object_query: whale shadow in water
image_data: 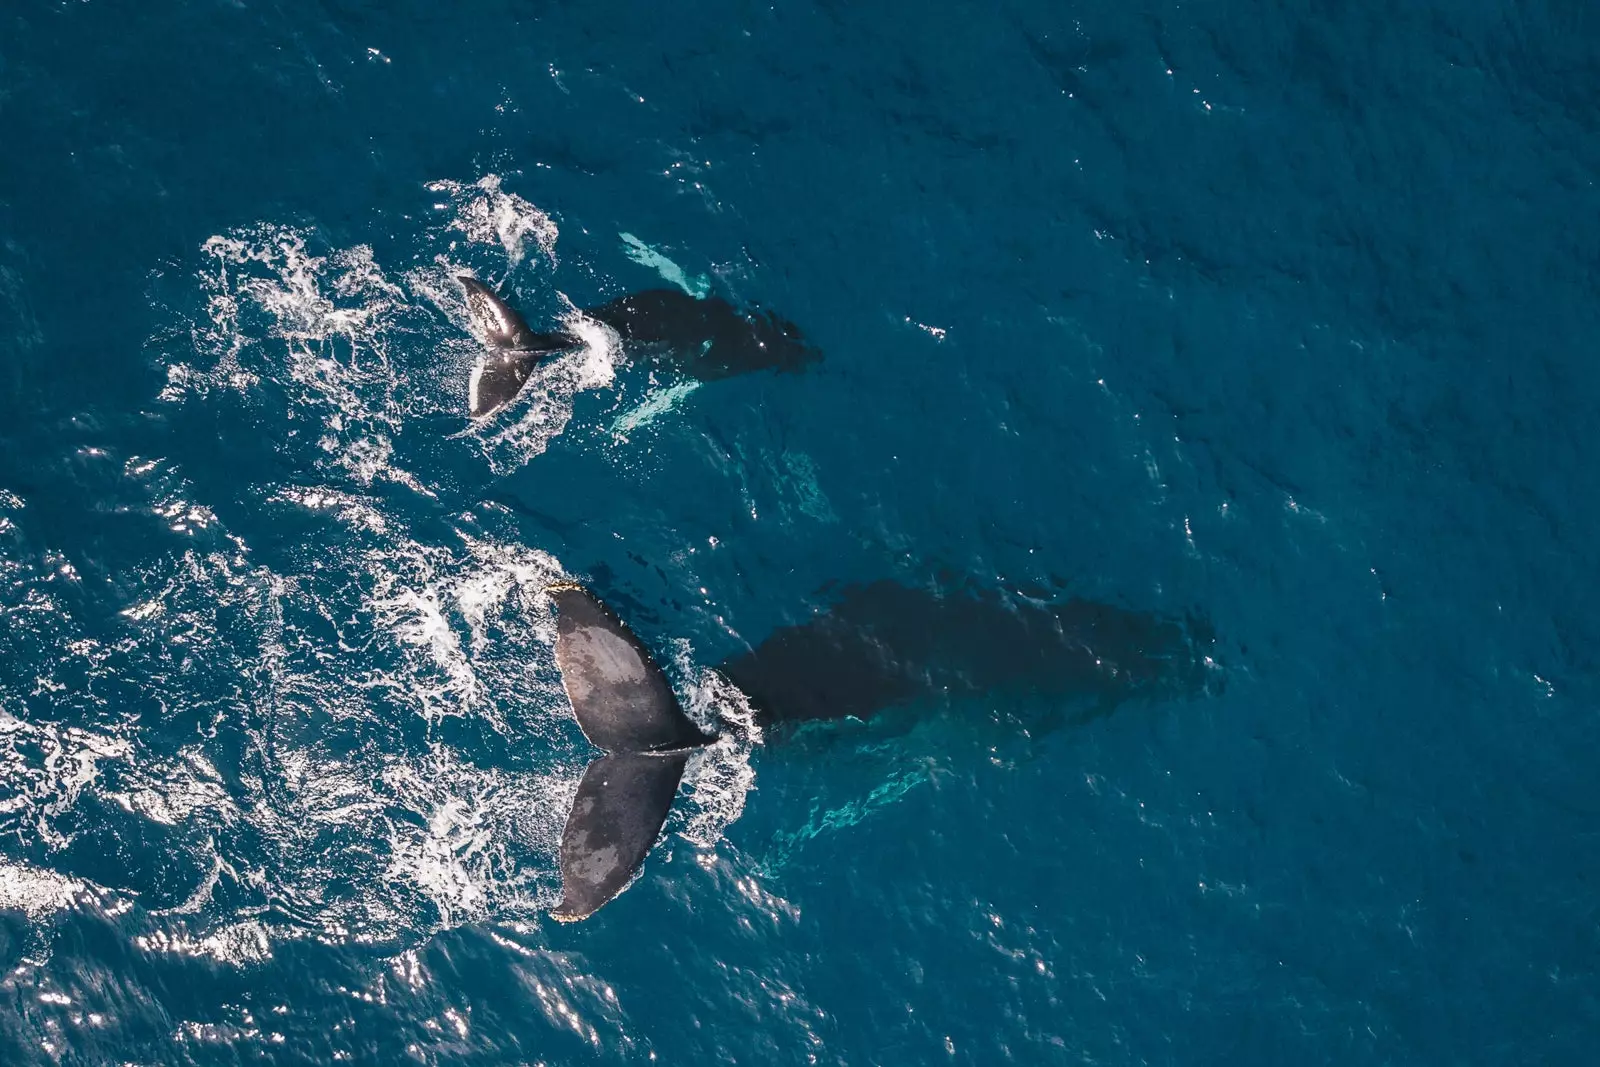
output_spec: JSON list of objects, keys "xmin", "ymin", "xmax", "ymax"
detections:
[
  {"xmin": 715, "ymin": 576, "xmax": 1220, "ymax": 736},
  {"xmin": 460, "ymin": 277, "xmax": 819, "ymax": 419}
]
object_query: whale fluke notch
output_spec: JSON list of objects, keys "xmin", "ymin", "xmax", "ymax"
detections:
[
  {"xmin": 545, "ymin": 582, "xmax": 717, "ymax": 921},
  {"xmin": 549, "ymin": 582, "xmax": 717, "ymax": 754},
  {"xmin": 550, "ymin": 751, "xmax": 690, "ymax": 923}
]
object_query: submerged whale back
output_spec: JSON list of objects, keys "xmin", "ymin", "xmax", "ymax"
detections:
[
  {"xmin": 586, "ymin": 289, "xmax": 818, "ymax": 378},
  {"xmin": 717, "ymin": 579, "xmax": 1218, "ymax": 728}
]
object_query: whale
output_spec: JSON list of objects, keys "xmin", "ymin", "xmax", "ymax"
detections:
[
  {"xmin": 545, "ymin": 582, "xmax": 716, "ymax": 922},
  {"xmin": 460, "ymin": 276, "xmax": 818, "ymax": 419},
  {"xmin": 542, "ymin": 573, "xmax": 1216, "ymax": 918},
  {"xmin": 714, "ymin": 576, "xmax": 1218, "ymax": 733}
]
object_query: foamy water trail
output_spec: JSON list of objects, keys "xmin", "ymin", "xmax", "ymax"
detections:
[
  {"xmin": 157, "ymin": 177, "xmax": 633, "ymax": 477},
  {"xmin": 0, "ymin": 174, "xmax": 760, "ymax": 971}
]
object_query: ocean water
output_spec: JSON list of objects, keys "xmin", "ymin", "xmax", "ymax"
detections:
[{"xmin": 2, "ymin": 0, "xmax": 1598, "ymax": 1063}]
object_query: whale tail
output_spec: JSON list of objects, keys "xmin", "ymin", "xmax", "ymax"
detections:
[
  {"xmin": 458, "ymin": 276, "xmax": 573, "ymax": 418},
  {"xmin": 545, "ymin": 583, "xmax": 717, "ymax": 921}
]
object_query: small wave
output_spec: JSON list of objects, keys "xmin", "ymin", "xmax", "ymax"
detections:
[{"xmin": 0, "ymin": 861, "xmax": 92, "ymax": 920}]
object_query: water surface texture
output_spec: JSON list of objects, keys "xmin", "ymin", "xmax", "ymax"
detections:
[{"xmin": 2, "ymin": 1, "xmax": 1598, "ymax": 1063}]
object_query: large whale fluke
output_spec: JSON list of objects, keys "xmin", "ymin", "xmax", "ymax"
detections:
[
  {"xmin": 546, "ymin": 582, "xmax": 716, "ymax": 920},
  {"xmin": 550, "ymin": 751, "xmax": 690, "ymax": 923},
  {"xmin": 549, "ymin": 582, "xmax": 717, "ymax": 754}
]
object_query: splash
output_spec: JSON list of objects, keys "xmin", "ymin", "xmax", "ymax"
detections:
[
  {"xmin": 154, "ymin": 200, "xmax": 620, "ymax": 478},
  {"xmin": 367, "ymin": 532, "xmax": 569, "ymax": 726},
  {"xmin": 428, "ymin": 175, "xmax": 559, "ymax": 267},
  {"xmin": 467, "ymin": 307, "xmax": 622, "ymax": 473},
  {"xmin": 157, "ymin": 225, "xmax": 434, "ymax": 494},
  {"xmin": 665, "ymin": 643, "xmax": 761, "ymax": 850}
]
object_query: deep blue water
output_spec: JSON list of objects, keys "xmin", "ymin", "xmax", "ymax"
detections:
[{"xmin": 3, "ymin": 0, "xmax": 1599, "ymax": 1062}]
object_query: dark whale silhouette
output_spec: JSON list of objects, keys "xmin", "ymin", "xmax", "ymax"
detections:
[
  {"xmin": 715, "ymin": 577, "xmax": 1218, "ymax": 733},
  {"xmin": 460, "ymin": 277, "xmax": 819, "ymax": 419},
  {"xmin": 545, "ymin": 582, "xmax": 716, "ymax": 922}
]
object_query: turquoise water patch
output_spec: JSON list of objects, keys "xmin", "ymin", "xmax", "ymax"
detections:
[
  {"xmin": 609, "ymin": 378, "xmax": 703, "ymax": 439},
  {"xmin": 619, "ymin": 233, "xmax": 710, "ymax": 298}
]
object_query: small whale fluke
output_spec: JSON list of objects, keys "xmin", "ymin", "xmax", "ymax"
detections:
[
  {"xmin": 459, "ymin": 275, "xmax": 541, "ymax": 349},
  {"xmin": 458, "ymin": 276, "xmax": 572, "ymax": 419},
  {"xmin": 546, "ymin": 582, "xmax": 716, "ymax": 921}
]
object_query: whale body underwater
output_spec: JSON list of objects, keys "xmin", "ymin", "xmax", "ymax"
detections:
[
  {"xmin": 459, "ymin": 276, "xmax": 820, "ymax": 419},
  {"xmin": 545, "ymin": 578, "xmax": 1217, "ymax": 920}
]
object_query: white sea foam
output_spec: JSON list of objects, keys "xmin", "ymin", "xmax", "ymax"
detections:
[
  {"xmin": 666, "ymin": 643, "xmax": 762, "ymax": 850},
  {"xmin": 0, "ymin": 175, "xmax": 760, "ymax": 967},
  {"xmin": 427, "ymin": 175, "xmax": 559, "ymax": 267},
  {"xmin": 0, "ymin": 862, "xmax": 90, "ymax": 920},
  {"xmin": 157, "ymin": 179, "xmax": 613, "ymax": 476}
]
